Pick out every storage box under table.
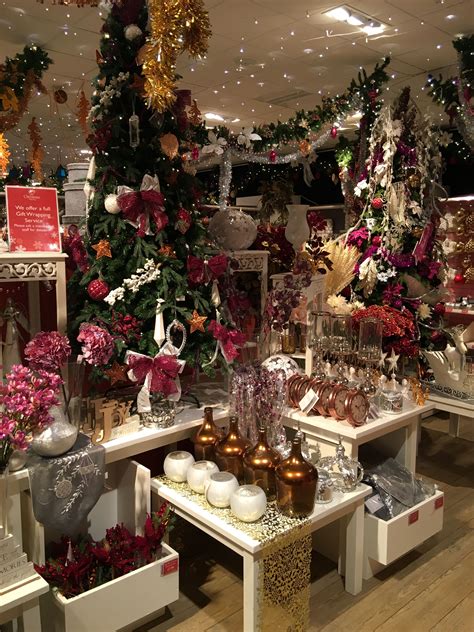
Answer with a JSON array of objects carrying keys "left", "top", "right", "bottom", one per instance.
[
  {"left": 44, "top": 542, "right": 179, "bottom": 632},
  {"left": 363, "top": 489, "right": 444, "bottom": 579}
]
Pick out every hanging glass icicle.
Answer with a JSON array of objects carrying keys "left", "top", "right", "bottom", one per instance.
[{"left": 129, "top": 112, "right": 140, "bottom": 149}]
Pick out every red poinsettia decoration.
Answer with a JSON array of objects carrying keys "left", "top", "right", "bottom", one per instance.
[{"left": 352, "top": 304, "right": 418, "bottom": 357}]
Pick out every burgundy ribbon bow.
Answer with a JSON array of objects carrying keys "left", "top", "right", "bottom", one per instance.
[
  {"left": 117, "top": 175, "right": 168, "bottom": 237},
  {"left": 208, "top": 320, "right": 246, "bottom": 363},
  {"left": 127, "top": 352, "right": 180, "bottom": 397},
  {"left": 187, "top": 254, "right": 228, "bottom": 285},
  {"left": 62, "top": 225, "right": 89, "bottom": 272}
]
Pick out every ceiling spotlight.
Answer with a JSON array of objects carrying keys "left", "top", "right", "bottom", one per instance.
[
  {"left": 231, "top": 118, "right": 241, "bottom": 123},
  {"left": 446, "top": 14, "right": 455, "bottom": 20},
  {"left": 204, "top": 113, "right": 225, "bottom": 121},
  {"left": 325, "top": 7, "right": 350, "bottom": 21}
]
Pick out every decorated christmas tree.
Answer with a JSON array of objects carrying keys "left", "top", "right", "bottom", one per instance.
[
  {"left": 67, "top": 0, "right": 242, "bottom": 381},
  {"left": 336, "top": 88, "right": 450, "bottom": 358}
]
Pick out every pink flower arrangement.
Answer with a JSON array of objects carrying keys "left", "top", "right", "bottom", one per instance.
[
  {"left": 25, "top": 331, "right": 72, "bottom": 372},
  {"left": 77, "top": 324, "right": 114, "bottom": 366},
  {"left": 0, "top": 365, "right": 62, "bottom": 467}
]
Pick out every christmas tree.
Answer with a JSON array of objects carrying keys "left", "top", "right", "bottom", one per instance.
[
  {"left": 67, "top": 0, "right": 240, "bottom": 380},
  {"left": 336, "top": 88, "right": 450, "bottom": 358}
]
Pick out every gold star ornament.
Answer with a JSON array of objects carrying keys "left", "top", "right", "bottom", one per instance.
[
  {"left": 104, "top": 362, "right": 129, "bottom": 386},
  {"left": 92, "top": 239, "right": 112, "bottom": 260},
  {"left": 187, "top": 310, "right": 207, "bottom": 334}
]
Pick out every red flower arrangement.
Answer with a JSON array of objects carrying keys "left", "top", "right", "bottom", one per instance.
[
  {"left": 35, "top": 503, "right": 172, "bottom": 599},
  {"left": 352, "top": 304, "right": 419, "bottom": 357}
]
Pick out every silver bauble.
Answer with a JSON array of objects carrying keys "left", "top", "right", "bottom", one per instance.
[
  {"left": 208, "top": 209, "right": 257, "bottom": 250},
  {"left": 124, "top": 24, "right": 142, "bottom": 41},
  {"left": 262, "top": 354, "right": 301, "bottom": 379},
  {"left": 104, "top": 193, "right": 120, "bottom": 214},
  {"left": 31, "top": 407, "right": 78, "bottom": 458},
  {"left": 8, "top": 449, "right": 28, "bottom": 472}
]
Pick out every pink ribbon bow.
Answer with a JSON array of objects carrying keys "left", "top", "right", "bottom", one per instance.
[
  {"left": 187, "top": 254, "right": 228, "bottom": 285},
  {"left": 208, "top": 320, "right": 246, "bottom": 363},
  {"left": 117, "top": 175, "right": 168, "bottom": 237}
]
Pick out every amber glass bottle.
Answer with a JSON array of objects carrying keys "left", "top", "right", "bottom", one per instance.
[
  {"left": 243, "top": 425, "right": 281, "bottom": 500},
  {"left": 275, "top": 434, "right": 317, "bottom": 518},
  {"left": 193, "top": 407, "right": 221, "bottom": 461},
  {"left": 215, "top": 416, "right": 251, "bottom": 482}
]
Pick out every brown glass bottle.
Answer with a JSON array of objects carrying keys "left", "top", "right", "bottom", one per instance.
[
  {"left": 275, "top": 434, "right": 317, "bottom": 518},
  {"left": 215, "top": 416, "right": 251, "bottom": 482},
  {"left": 243, "top": 425, "right": 281, "bottom": 500},
  {"left": 193, "top": 407, "right": 221, "bottom": 461}
]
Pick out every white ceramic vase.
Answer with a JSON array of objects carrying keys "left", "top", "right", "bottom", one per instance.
[
  {"left": 187, "top": 460, "right": 219, "bottom": 494},
  {"left": 164, "top": 451, "right": 195, "bottom": 482},
  {"left": 230, "top": 484, "right": 267, "bottom": 522},
  {"left": 285, "top": 204, "right": 310, "bottom": 252},
  {"left": 30, "top": 406, "right": 78, "bottom": 457},
  {"left": 205, "top": 472, "right": 239, "bottom": 508}
]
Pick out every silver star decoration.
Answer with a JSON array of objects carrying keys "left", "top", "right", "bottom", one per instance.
[
  {"left": 378, "top": 351, "right": 388, "bottom": 368},
  {"left": 386, "top": 348, "right": 400, "bottom": 373}
]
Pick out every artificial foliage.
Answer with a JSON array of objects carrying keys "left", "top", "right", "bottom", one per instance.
[
  {"left": 27, "top": 117, "right": 44, "bottom": 181},
  {"left": 35, "top": 504, "right": 172, "bottom": 599},
  {"left": 76, "top": 89, "right": 90, "bottom": 139},
  {"left": 67, "top": 0, "right": 238, "bottom": 378},
  {"left": 0, "top": 45, "right": 52, "bottom": 133},
  {"left": 341, "top": 88, "right": 449, "bottom": 358}
]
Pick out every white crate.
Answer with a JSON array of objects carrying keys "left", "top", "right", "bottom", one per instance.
[
  {"left": 363, "top": 490, "right": 444, "bottom": 578},
  {"left": 46, "top": 542, "right": 179, "bottom": 632}
]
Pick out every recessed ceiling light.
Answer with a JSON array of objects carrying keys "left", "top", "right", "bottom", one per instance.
[
  {"left": 324, "top": 5, "right": 386, "bottom": 35},
  {"left": 446, "top": 14, "right": 455, "bottom": 20},
  {"left": 231, "top": 118, "right": 240, "bottom": 123}
]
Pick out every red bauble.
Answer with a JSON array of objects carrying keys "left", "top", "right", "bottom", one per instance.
[
  {"left": 371, "top": 197, "right": 384, "bottom": 210},
  {"left": 330, "top": 126, "right": 338, "bottom": 139},
  {"left": 269, "top": 149, "right": 277, "bottom": 163},
  {"left": 87, "top": 279, "right": 110, "bottom": 300},
  {"left": 454, "top": 273, "right": 464, "bottom": 284}
]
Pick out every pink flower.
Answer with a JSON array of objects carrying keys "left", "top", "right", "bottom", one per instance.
[
  {"left": 25, "top": 331, "right": 71, "bottom": 372},
  {"left": 77, "top": 324, "right": 114, "bottom": 366}
]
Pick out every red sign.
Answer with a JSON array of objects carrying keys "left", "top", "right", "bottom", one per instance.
[
  {"left": 161, "top": 558, "right": 179, "bottom": 576},
  {"left": 408, "top": 510, "right": 419, "bottom": 525},
  {"left": 435, "top": 496, "right": 444, "bottom": 510},
  {"left": 6, "top": 186, "right": 61, "bottom": 252}
]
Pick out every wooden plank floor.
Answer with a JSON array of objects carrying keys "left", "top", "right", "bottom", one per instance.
[{"left": 138, "top": 413, "right": 474, "bottom": 632}]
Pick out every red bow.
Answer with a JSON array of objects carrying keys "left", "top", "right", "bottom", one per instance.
[
  {"left": 187, "top": 254, "right": 228, "bottom": 285},
  {"left": 117, "top": 189, "right": 168, "bottom": 237},
  {"left": 208, "top": 320, "right": 246, "bottom": 363},
  {"left": 127, "top": 352, "right": 180, "bottom": 397}
]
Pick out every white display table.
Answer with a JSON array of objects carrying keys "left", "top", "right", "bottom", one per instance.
[
  {"left": 152, "top": 477, "right": 370, "bottom": 631},
  {"left": 0, "top": 575, "right": 49, "bottom": 632},
  {"left": 428, "top": 392, "right": 474, "bottom": 437},
  {"left": 283, "top": 401, "right": 435, "bottom": 473}
]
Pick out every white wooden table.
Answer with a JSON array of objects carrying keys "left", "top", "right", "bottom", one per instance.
[
  {"left": 283, "top": 402, "right": 435, "bottom": 473},
  {"left": 0, "top": 252, "right": 68, "bottom": 334},
  {"left": 0, "top": 576, "right": 49, "bottom": 632},
  {"left": 428, "top": 393, "right": 474, "bottom": 437},
  {"left": 152, "top": 478, "right": 370, "bottom": 631}
]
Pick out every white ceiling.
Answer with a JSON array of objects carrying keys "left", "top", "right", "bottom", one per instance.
[{"left": 1, "top": 0, "right": 470, "bottom": 172}]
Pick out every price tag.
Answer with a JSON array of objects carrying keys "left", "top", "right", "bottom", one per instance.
[
  {"left": 408, "top": 510, "right": 419, "bottom": 525},
  {"left": 435, "top": 496, "right": 444, "bottom": 510},
  {"left": 299, "top": 388, "right": 319, "bottom": 414},
  {"left": 161, "top": 558, "right": 179, "bottom": 576},
  {"left": 365, "top": 494, "right": 384, "bottom": 514}
]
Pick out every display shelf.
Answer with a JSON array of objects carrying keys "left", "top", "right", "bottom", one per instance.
[
  {"left": 283, "top": 401, "right": 434, "bottom": 472},
  {"left": 428, "top": 392, "right": 474, "bottom": 438},
  {"left": 0, "top": 575, "right": 49, "bottom": 632},
  {"left": 44, "top": 543, "right": 179, "bottom": 632},
  {"left": 363, "top": 489, "right": 444, "bottom": 579},
  {"left": 152, "top": 476, "right": 370, "bottom": 629}
]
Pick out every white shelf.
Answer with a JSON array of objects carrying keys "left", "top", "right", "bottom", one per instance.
[{"left": 0, "top": 575, "right": 49, "bottom": 614}]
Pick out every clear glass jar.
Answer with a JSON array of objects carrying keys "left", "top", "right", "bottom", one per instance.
[{"left": 140, "top": 396, "right": 176, "bottom": 429}]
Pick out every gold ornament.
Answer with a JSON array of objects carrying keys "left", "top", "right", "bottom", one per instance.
[
  {"left": 411, "top": 227, "right": 423, "bottom": 238},
  {"left": 0, "top": 133, "right": 10, "bottom": 173},
  {"left": 409, "top": 377, "right": 429, "bottom": 406},
  {"left": 464, "top": 238, "right": 474, "bottom": 254},
  {"left": 188, "top": 99, "right": 202, "bottom": 125},
  {"left": 298, "top": 139, "right": 311, "bottom": 156},
  {"left": 158, "top": 244, "right": 176, "bottom": 258},
  {"left": 159, "top": 132, "right": 179, "bottom": 159},
  {"left": 464, "top": 267, "right": 474, "bottom": 283},
  {"left": 143, "top": 0, "right": 211, "bottom": 112},
  {"left": 92, "top": 239, "right": 112, "bottom": 259},
  {"left": 408, "top": 173, "right": 421, "bottom": 189},
  {"left": 187, "top": 309, "right": 207, "bottom": 333}
]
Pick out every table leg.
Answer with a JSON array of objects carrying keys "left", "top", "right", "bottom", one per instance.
[
  {"left": 405, "top": 418, "right": 418, "bottom": 473},
  {"left": 340, "top": 501, "right": 364, "bottom": 595},
  {"left": 27, "top": 283, "right": 41, "bottom": 335},
  {"left": 55, "top": 260, "right": 67, "bottom": 334},
  {"left": 243, "top": 552, "right": 260, "bottom": 632},
  {"left": 449, "top": 413, "right": 460, "bottom": 438},
  {"left": 20, "top": 599, "right": 41, "bottom": 632}
]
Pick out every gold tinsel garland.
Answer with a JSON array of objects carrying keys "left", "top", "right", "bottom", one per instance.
[
  {"left": 143, "top": 0, "right": 211, "bottom": 112},
  {"left": 0, "top": 133, "right": 10, "bottom": 174}
]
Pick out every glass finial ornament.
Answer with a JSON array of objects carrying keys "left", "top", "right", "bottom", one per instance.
[
  {"left": 55, "top": 164, "right": 67, "bottom": 180},
  {"left": 129, "top": 113, "right": 140, "bottom": 148},
  {"left": 358, "top": 317, "right": 383, "bottom": 397}
]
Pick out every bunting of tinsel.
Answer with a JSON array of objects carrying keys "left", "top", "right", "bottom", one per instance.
[
  {"left": 28, "top": 117, "right": 44, "bottom": 181},
  {"left": 142, "top": 0, "right": 211, "bottom": 111},
  {"left": 76, "top": 89, "right": 90, "bottom": 138},
  {"left": 0, "top": 133, "right": 10, "bottom": 174}
]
